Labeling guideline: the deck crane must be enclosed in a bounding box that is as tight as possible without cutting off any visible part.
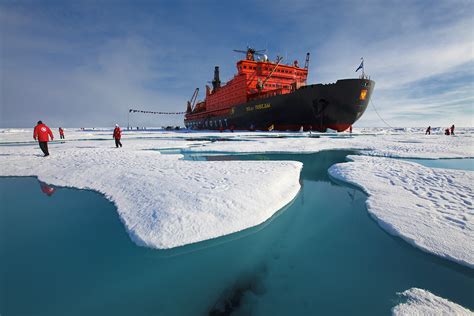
[257,56,284,91]
[186,88,199,113]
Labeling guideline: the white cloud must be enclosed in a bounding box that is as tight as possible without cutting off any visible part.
[1,1,473,127]
[2,35,185,127]
[308,9,474,127]
[314,16,474,89]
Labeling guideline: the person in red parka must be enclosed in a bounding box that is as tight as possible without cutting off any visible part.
[33,120,54,156]
[113,124,122,148]
[59,127,65,139]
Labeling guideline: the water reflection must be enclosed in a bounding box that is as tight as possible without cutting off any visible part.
[39,180,56,196]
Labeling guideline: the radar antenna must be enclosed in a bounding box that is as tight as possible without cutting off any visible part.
[304,53,310,69]
[233,46,267,61]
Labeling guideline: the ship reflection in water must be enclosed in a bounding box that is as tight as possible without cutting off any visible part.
[1,151,473,316]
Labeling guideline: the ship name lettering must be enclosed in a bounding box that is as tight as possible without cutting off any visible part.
[255,103,271,110]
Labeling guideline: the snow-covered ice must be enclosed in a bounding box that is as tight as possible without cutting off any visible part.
[392,288,473,315]
[0,143,302,249]
[2,127,473,160]
[329,155,474,268]
[1,128,473,254]
[185,133,473,159]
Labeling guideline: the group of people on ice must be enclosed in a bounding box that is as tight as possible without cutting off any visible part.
[425,125,455,135]
[33,121,123,157]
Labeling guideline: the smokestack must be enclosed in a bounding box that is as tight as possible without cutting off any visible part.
[212,66,221,91]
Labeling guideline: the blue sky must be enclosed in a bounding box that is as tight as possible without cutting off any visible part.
[1,0,473,128]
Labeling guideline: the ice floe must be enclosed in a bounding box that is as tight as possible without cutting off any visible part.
[392,288,473,315]
[0,145,302,249]
[1,128,473,253]
[329,155,474,268]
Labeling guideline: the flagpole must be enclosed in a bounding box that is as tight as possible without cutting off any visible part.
[128,109,130,130]
[355,58,365,78]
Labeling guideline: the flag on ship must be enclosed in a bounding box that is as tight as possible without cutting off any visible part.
[355,58,364,72]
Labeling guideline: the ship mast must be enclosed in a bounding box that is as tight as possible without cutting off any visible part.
[233,47,267,61]
[304,53,310,69]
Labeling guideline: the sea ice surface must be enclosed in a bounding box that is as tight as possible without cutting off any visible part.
[0,144,302,249]
[186,133,473,159]
[392,288,473,315]
[329,155,474,268]
[2,127,473,160]
[1,128,473,253]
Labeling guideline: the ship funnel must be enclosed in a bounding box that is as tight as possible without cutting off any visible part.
[212,66,221,91]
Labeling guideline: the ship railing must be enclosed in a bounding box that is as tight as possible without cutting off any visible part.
[188,106,234,117]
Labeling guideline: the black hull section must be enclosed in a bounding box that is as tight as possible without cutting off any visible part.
[184,78,375,132]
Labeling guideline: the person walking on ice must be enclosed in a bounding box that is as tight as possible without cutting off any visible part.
[59,127,65,139]
[425,126,431,135]
[33,120,54,156]
[113,124,122,148]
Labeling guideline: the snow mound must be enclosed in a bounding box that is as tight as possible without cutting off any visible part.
[0,146,302,249]
[392,288,473,315]
[329,155,474,268]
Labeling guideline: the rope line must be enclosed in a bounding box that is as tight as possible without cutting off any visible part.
[370,99,394,129]
[129,109,185,115]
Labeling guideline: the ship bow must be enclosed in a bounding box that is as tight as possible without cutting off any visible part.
[322,78,375,131]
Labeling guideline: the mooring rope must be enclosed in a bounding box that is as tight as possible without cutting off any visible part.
[370,99,394,129]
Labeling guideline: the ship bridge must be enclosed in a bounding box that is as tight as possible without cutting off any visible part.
[204,55,309,113]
